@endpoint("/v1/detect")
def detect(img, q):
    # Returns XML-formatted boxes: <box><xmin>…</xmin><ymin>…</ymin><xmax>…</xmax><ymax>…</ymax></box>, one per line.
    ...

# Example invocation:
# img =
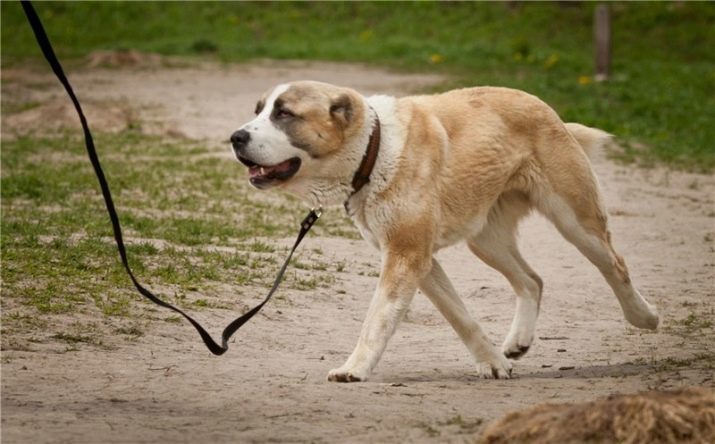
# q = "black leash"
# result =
<box><xmin>21</xmin><ymin>0</ymin><xmax>321</xmax><ymax>356</ymax></box>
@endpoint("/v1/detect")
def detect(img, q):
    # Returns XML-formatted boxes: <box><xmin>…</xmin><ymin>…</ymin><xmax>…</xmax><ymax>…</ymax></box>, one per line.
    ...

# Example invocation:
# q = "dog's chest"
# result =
<box><xmin>350</xmin><ymin>209</ymin><xmax>381</xmax><ymax>250</ymax></box>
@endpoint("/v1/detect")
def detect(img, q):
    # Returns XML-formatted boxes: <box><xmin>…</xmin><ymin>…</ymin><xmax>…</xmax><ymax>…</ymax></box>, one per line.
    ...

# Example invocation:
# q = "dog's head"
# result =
<box><xmin>231</xmin><ymin>81</ymin><xmax>369</xmax><ymax>203</ymax></box>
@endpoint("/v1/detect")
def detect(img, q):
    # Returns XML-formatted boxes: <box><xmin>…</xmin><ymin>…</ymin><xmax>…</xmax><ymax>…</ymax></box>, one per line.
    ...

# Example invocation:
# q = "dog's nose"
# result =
<box><xmin>230</xmin><ymin>129</ymin><xmax>251</xmax><ymax>149</ymax></box>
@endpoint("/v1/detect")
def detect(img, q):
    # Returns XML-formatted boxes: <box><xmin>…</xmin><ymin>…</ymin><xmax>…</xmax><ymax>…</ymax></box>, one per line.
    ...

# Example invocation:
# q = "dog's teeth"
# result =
<box><xmin>260</xmin><ymin>167</ymin><xmax>265</xmax><ymax>175</ymax></box>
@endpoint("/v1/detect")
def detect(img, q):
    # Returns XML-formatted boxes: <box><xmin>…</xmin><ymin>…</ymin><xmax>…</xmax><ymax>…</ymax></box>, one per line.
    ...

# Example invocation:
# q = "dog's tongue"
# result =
<box><xmin>248</xmin><ymin>159</ymin><xmax>294</xmax><ymax>179</ymax></box>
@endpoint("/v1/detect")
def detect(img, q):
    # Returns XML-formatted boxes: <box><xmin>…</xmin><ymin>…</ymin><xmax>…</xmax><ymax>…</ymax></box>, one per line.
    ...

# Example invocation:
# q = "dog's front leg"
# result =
<box><xmin>328</xmin><ymin>252</ymin><xmax>427</xmax><ymax>382</ymax></box>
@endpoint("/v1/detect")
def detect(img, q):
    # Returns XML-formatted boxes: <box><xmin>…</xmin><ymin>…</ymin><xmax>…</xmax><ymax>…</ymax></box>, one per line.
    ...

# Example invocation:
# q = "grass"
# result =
<box><xmin>1</xmin><ymin>2</ymin><xmax>713</xmax><ymax>170</ymax></box>
<box><xmin>670</xmin><ymin>312</ymin><xmax>714</xmax><ymax>335</ymax></box>
<box><xmin>1</xmin><ymin>2</ymin><xmax>713</xmax><ymax>349</ymax></box>
<box><xmin>0</xmin><ymin>130</ymin><xmax>353</xmax><ymax>347</ymax></box>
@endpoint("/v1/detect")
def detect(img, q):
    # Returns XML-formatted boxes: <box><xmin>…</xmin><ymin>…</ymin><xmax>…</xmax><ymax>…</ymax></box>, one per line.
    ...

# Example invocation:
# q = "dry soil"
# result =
<box><xmin>2</xmin><ymin>57</ymin><xmax>714</xmax><ymax>443</ymax></box>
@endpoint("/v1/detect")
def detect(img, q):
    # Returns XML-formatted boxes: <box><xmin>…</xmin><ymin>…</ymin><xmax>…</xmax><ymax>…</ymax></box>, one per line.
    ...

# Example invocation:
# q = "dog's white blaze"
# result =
<box><xmin>239</xmin><ymin>84</ymin><xmax>304</xmax><ymax>166</ymax></box>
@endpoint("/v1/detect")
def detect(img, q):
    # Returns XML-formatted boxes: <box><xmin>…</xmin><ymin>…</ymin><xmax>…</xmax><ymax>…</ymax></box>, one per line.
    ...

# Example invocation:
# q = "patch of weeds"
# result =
<box><xmin>21</xmin><ymin>284</ymin><xmax>83</xmax><ymax>314</ymax></box>
<box><xmin>653</xmin><ymin>352</ymin><xmax>715</xmax><ymax>372</ymax></box>
<box><xmin>2</xmin><ymin>338</ymin><xmax>35</xmax><ymax>352</ymax></box>
<box><xmin>115</xmin><ymin>325</ymin><xmax>143</xmax><ymax>337</ymax></box>
<box><xmin>291</xmin><ymin>261</ymin><xmax>311</xmax><ymax>271</ymax></box>
<box><xmin>672</xmin><ymin>312</ymin><xmax>714</xmax><ymax>334</ymax></box>
<box><xmin>310</xmin><ymin>261</ymin><xmax>329</xmax><ymax>271</ymax></box>
<box><xmin>4</xmin><ymin>312</ymin><xmax>48</xmax><ymax>330</ymax></box>
<box><xmin>291</xmin><ymin>273</ymin><xmax>336</xmax><ymax>291</ymax></box>
<box><xmin>3</xmin><ymin>100</ymin><xmax>41</xmax><ymax>114</ymax></box>
<box><xmin>438</xmin><ymin>415</ymin><xmax>484</xmax><ymax>433</ymax></box>
<box><xmin>321</xmin><ymin>226</ymin><xmax>362</xmax><ymax>240</ymax></box>
<box><xmin>247</xmin><ymin>240</ymin><xmax>275</xmax><ymax>253</ymax></box>
<box><xmin>164</xmin><ymin>315</ymin><xmax>182</xmax><ymax>324</ymax></box>
<box><xmin>290</xmin><ymin>257</ymin><xmax>330</xmax><ymax>272</ymax></box>
<box><xmin>421</xmin><ymin>423</ymin><xmax>440</xmax><ymax>438</ymax></box>
<box><xmin>292</xmin><ymin>277</ymin><xmax>320</xmax><ymax>291</ymax></box>
<box><xmin>93</xmin><ymin>293</ymin><xmax>133</xmax><ymax>317</ymax></box>
<box><xmin>51</xmin><ymin>332</ymin><xmax>100</xmax><ymax>345</ymax></box>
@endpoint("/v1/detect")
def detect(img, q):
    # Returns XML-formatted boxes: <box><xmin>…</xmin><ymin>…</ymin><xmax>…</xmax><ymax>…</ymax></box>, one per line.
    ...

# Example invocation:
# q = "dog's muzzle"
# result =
<box><xmin>230</xmin><ymin>129</ymin><xmax>301</xmax><ymax>189</ymax></box>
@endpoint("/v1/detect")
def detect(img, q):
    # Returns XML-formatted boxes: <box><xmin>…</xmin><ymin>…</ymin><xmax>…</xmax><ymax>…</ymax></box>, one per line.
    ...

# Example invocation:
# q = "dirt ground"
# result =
<box><xmin>2</xmin><ymin>57</ymin><xmax>714</xmax><ymax>443</ymax></box>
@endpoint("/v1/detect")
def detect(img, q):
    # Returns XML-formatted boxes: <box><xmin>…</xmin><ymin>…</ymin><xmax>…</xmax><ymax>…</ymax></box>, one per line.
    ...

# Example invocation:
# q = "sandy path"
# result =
<box><xmin>2</xmin><ymin>59</ymin><xmax>714</xmax><ymax>443</ymax></box>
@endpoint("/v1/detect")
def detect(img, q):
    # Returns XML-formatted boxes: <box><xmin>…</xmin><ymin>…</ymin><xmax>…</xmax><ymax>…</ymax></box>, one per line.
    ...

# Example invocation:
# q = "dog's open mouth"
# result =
<box><xmin>238</xmin><ymin>156</ymin><xmax>301</xmax><ymax>187</ymax></box>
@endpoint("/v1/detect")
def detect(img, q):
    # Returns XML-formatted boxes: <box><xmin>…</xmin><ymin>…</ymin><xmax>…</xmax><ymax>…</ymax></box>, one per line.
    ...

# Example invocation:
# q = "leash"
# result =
<box><xmin>20</xmin><ymin>0</ymin><xmax>321</xmax><ymax>356</ymax></box>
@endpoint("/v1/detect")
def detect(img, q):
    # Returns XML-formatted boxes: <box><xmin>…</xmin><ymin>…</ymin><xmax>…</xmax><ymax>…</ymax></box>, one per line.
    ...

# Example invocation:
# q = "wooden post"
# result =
<box><xmin>594</xmin><ymin>4</ymin><xmax>611</xmax><ymax>82</ymax></box>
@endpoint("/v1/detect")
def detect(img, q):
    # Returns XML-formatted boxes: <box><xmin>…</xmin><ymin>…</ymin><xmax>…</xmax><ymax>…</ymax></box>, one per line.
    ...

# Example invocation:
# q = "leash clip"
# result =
<box><xmin>301</xmin><ymin>206</ymin><xmax>322</xmax><ymax>231</ymax></box>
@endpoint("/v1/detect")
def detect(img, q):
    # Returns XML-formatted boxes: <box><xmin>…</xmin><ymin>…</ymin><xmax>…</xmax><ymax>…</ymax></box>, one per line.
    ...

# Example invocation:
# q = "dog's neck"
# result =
<box><xmin>297</xmin><ymin>106</ymin><xmax>381</xmax><ymax>209</ymax></box>
<box><xmin>349</xmin><ymin>110</ymin><xmax>381</xmax><ymax>199</ymax></box>
<box><xmin>292</xmin><ymin>99</ymin><xmax>396</xmax><ymax>211</ymax></box>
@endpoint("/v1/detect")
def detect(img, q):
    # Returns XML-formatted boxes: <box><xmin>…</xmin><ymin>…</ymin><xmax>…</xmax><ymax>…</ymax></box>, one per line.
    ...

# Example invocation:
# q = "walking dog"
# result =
<box><xmin>230</xmin><ymin>81</ymin><xmax>659</xmax><ymax>382</ymax></box>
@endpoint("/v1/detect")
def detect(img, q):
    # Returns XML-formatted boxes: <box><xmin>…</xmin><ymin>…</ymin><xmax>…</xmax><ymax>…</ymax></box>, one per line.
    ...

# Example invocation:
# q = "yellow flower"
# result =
<box><xmin>359</xmin><ymin>30</ymin><xmax>374</xmax><ymax>42</ymax></box>
<box><xmin>430</xmin><ymin>53</ymin><xmax>445</xmax><ymax>64</ymax></box>
<box><xmin>578</xmin><ymin>75</ymin><xmax>593</xmax><ymax>85</ymax></box>
<box><xmin>544</xmin><ymin>53</ymin><xmax>559</xmax><ymax>69</ymax></box>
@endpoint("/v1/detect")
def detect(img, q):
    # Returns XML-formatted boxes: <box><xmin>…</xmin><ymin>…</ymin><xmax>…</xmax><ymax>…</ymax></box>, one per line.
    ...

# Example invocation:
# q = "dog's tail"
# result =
<box><xmin>565</xmin><ymin>122</ymin><xmax>613</xmax><ymax>159</ymax></box>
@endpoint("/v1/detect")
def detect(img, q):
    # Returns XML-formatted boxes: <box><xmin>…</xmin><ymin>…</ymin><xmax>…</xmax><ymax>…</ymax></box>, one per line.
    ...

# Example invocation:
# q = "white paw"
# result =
<box><xmin>327</xmin><ymin>367</ymin><xmax>368</xmax><ymax>383</ymax></box>
<box><xmin>502</xmin><ymin>330</ymin><xmax>534</xmax><ymax>359</ymax></box>
<box><xmin>625</xmin><ymin>303</ymin><xmax>660</xmax><ymax>330</ymax></box>
<box><xmin>476</xmin><ymin>355</ymin><xmax>513</xmax><ymax>379</ymax></box>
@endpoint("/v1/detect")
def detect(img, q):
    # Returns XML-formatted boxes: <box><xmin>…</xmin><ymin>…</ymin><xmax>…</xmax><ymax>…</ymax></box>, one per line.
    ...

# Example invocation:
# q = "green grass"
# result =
<box><xmin>2</xmin><ymin>1</ymin><xmax>713</xmax><ymax>169</ymax></box>
<box><xmin>1</xmin><ymin>130</ymin><xmax>353</xmax><ymax>345</ymax></box>
<box><xmin>1</xmin><ymin>1</ymin><xmax>713</xmax><ymax>348</ymax></box>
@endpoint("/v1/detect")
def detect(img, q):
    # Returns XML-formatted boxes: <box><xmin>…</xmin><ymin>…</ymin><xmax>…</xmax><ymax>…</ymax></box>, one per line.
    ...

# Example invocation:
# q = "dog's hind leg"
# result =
<box><xmin>467</xmin><ymin>194</ymin><xmax>543</xmax><ymax>359</ymax></box>
<box><xmin>536</xmin><ymin>174</ymin><xmax>659</xmax><ymax>330</ymax></box>
<box><xmin>419</xmin><ymin>258</ymin><xmax>512</xmax><ymax>378</ymax></box>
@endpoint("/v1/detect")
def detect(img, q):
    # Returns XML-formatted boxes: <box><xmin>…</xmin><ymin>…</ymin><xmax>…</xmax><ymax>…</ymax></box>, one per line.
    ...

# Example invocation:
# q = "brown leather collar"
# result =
<box><xmin>350</xmin><ymin>112</ymin><xmax>381</xmax><ymax>196</ymax></box>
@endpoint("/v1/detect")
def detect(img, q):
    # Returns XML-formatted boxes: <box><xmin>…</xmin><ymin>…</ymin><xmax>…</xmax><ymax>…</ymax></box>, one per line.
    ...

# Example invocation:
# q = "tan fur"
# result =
<box><xmin>276</xmin><ymin>83</ymin><xmax>367</xmax><ymax>158</ymax></box>
<box><xmin>235</xmin><ymin>82</ymin><xmax>660</xmax><ymax>382</ymax></box>
<box><xmin>478</xmin><ymin>387</ymin><xmax>715</xmax><ymax>444</ymax></box>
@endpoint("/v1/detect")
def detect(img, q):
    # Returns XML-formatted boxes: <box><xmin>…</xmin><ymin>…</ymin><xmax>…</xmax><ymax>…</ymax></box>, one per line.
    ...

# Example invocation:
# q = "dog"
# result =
<box><xmin>230</xmin><ymin>81</ymin><xmax>660</xmax><ymax>382</ymax></box>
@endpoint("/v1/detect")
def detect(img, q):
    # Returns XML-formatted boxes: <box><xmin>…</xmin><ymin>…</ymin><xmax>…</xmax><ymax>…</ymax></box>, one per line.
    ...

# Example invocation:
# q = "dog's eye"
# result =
<box><xmin>275</xmin><ymin>108</ymin><xmax>295</xmax><ymax>119</ymax></box>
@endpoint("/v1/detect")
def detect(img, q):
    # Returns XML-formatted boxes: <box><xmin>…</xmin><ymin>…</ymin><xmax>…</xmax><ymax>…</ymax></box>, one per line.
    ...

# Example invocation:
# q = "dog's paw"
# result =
<box><xmin>502</xmin><ymin>336</ymin><xmax>533</xmax><ymax>360</ymax></box>
<box><xmin>502</xmin><ymin>328</ymin><xmax>534</xmax><ymax>360</ymax></box>
<box><xmin>476</xmin><ymin>355</ymin><xmax>513</xmax><ymax>379</ymax></box>
<box><xmin>624</xmin><ymin>302</ymin><xmax>660</xmax><ymax>330</ymax></box>
<box><xmin>327</xmin><ymin>367</ymin><xmax>368</xmax><ymax>383</ymax></box>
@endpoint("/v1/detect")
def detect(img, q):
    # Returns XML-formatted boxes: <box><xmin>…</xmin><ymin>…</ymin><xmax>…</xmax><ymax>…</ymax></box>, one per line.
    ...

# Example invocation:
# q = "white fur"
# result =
<box><xmin>239</xmin><ymin>84</ymin><xmax>305</xmax><ymax>167</ymax></box>
<box><xmin>346</xmin><ymin>95</ymin><xmax>404</xmax><ymax>247</ymax></box>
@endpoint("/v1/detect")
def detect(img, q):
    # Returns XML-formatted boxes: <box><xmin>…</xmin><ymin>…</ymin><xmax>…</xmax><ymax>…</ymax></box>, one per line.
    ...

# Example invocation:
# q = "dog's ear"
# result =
<box><xmin>254</xmin><ymin>99</ymin><xmax>265</xmax><ymax>115</ymax></box>
<box><xmin>329</xmin><ymin>94</ymin><xmax>354</xmax><ymax>127</ymax></box>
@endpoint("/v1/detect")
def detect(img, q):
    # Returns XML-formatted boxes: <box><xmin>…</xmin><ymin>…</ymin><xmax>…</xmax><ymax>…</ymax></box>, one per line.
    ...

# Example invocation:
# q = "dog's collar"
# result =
<box><xmin>350</xmin><ymin>111</ymin><xmax>381</xmax><ymax>197</ymax></box>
